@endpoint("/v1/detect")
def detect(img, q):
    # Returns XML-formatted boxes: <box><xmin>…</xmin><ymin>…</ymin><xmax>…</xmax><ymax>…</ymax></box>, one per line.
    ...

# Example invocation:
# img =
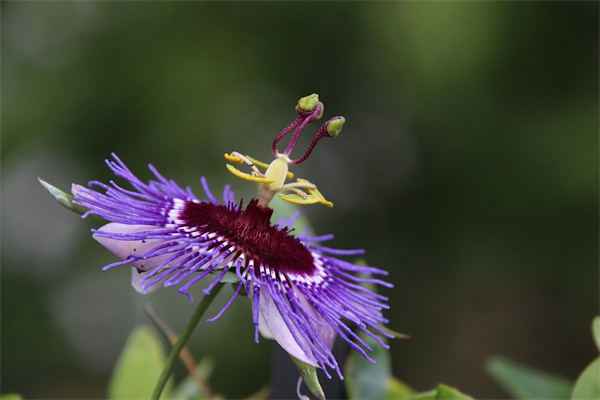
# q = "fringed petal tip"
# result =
<box><xmin>177</xmin><ymin>287</ymin><xmax>195</xmax><ymax>303</ymax></box>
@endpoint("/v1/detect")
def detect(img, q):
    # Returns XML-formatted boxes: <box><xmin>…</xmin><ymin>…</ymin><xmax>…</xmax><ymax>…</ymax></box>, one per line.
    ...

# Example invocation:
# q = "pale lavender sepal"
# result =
<box><xmin>258</xmin><ymin>285</ymin><xmax>336</xmax><ymax>367</ymax></box>
<box><xmin>93</xmin><ymin>223</ymin><xmax>173</xmax><ymax>271</ymax></box>
<box><xmin>130</xmin><ymin>267</ymin><xmax>160</xmax><ymax>294</ymax></box>
<box><xmin>258</xmin><ymin>286</ymin><xmax>319</xmax><ymax>367</ymax></box>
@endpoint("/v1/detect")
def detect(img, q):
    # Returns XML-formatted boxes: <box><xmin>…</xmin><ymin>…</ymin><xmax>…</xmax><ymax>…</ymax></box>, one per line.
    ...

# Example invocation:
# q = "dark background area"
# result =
<box><xmin>2</xmin><ymin>2</ymin><xmax>598</xmax><ymax>399</ymax></box>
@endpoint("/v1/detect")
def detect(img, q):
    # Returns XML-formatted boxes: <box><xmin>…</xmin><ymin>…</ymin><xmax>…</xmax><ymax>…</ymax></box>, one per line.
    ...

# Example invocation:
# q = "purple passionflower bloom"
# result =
<box><xmin>72</xmin><ymin>94</ymin><xmax>393</xmax><ymax>378</ymax></box>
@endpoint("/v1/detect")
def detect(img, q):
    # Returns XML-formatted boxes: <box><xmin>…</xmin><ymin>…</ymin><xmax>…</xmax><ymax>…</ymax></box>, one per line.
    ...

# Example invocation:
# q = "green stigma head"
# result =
<box><xmin>297</xmin><ymin>93</ymin><xmax>320</xmax><ymax>112</ymax></box>
<box><xmin>326</xmin><ymin>116</ymin><xmax>345</xmax><ymax>137</ymax></box>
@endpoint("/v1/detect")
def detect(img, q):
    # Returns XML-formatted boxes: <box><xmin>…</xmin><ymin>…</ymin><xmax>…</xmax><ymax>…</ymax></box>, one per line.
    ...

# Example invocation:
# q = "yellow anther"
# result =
<box><xmin>311</xmin><ymin>188</ymin><xmax>333</xmax><ymax>207</ymax></box>
<box><xmin>278</xmin><ymin>193</ymin><xmax>321</xmax><ymax>205</ymax></box>
<box><xmin>226</xmin><ymin>164</ymin><xmax>274</xmax><ymax>184</ymax></box>
<box><xmin>296</xmin><ymin>178</ymin><xmax>333</xmax><ymax>207</ymax></box>
<box><xmin>224</xmin><ymin>153</ymin><xmax>243</xmax><ymax>164</ymax></box>
<box><xmin>246</xmin><ymin>156</ymin><xmax>270</xmax><ymax>170</ymax></box>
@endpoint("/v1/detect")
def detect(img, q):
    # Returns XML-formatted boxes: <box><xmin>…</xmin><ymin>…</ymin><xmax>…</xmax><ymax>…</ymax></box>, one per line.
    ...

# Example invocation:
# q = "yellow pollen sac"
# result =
<box><xmin>225</xmin><ymin>164</ymin><xmax>274</xmax><ymax>184</ymax></box>
<box><xmin>307</xmin><ymin>186</ymin><xmax>333</xmax><ymax>208</ymax></box>
<box><xmin>274</xmin><ymin>178</ymin><xmax>333</xmax><ymax>207</ymax></box>
<box><xmin>278</xmin><ymin>193</ymin><xmax>320</xmax><ymax>205</ymax></box>
<box><xmin>224</xmin><ymin>153</ymin><xmax>243</xmax><ymax>164</ymax></box>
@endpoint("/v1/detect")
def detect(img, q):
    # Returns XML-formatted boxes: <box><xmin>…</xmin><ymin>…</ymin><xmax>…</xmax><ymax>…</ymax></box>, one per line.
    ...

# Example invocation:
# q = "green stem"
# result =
<box><xmin>151</xmin><ymin>283</ymin><xmax>225</xmax><ymax>400</ymax></box>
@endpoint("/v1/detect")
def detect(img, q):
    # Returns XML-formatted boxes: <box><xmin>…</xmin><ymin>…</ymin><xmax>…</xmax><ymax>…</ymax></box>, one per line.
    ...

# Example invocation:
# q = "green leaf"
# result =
<box><xmin>170</xmin><ymin>357</ymin><xmax>215</xmax><ymax>400</ymax></box>
<box><xmin>345</xmin><ymin>332</ymin><xmax>392</xmax><ymax>400</ymax></box>
<box><xmin>485</xmin><ymin>356</ymin><xmax>573</xmax><ymax>399</ymax></box>
<box><xmin>38</xmin><ymin>178</ymin><xmax>91</xmax><ymax>216</ymax></box>
<box><xmin>291</xmin><ymin>355</ymin><xmax>325</xmax><ymax>400</ymax></box>
<box><xmin>0</xmin><ymin>394</ymin><xmax>23</xmax><ymax>400</ymax></box>
<box><xmin>592</xmin><ymin>316</ymin><xmax>600</xmax><ymax>353</ymax></box>
<box><xmin>399</xmin><ymin>389</ymin><xmax>437</xmax><ymax>400</ymax></box>
<box><xmin>390</xmin><ymin>384</ymin><xmax>474</xmax><ymax>400</ymax></box>
<box><xmin>435</xmin><ymin>384</ymin><xmax>474</xmax><ymax>400</ymax></box>
<box><xmin>384</xmin><ymin>377</ymin><xmax>415</xmax><ymax>399</ymax></box>
<box><xmin>572</xmin><ymin>317</ymin><xmax>600</xmax><ymax>399</ymax></box>
<box><xmin>571</xmin><ymin>357</ymin><xmax>600</xmax><ymax>399</ymax></box>
<box><xmin>108</xmin><ymin>326</ymin><xmax>171</xmax><ymax>400</ymax></box>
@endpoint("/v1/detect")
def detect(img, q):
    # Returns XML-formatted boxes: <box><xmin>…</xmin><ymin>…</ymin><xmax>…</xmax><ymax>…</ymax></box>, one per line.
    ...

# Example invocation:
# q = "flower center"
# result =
<box><xmin>177</xmin><ymin>199</ymin><xmax>316</xmax><ymax>276</ymax></box>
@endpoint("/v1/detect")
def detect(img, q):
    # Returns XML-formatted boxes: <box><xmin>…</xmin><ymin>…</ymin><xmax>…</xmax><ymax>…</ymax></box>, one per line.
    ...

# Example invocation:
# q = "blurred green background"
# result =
<box><xmin>2</xmin><ymin>2</ymin><xmax>597</xmax><ymax>398</ymax></box>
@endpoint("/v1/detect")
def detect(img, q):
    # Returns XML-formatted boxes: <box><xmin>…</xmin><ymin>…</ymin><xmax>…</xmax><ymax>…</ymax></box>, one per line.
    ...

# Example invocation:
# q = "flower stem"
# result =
<box><xmin>151</xmin><ymin>283</ymin><xmax>225</xmax><ymax>400</ymax></box>
<box><xmin>144</xmin><ymin>304</ymin><xmax>214</xmax><ymax>399</ymax></box>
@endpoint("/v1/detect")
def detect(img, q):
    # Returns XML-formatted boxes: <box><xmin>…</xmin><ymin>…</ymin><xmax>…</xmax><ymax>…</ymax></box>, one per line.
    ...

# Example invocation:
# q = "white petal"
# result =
<box><xmin>93</xmin><ymin>223</ymin><xmax>172</xmax><ymax>271</ymax></box>
<box><xmin>130</xmin><ymin>267</ymin><xmax>160</xmax><ymax>294</ymax></box>
<box><xmin>297</xmin><ymin>288</ymin><xmax>337</xmax><ymax>351</ymax></box>
<box><xmin>258</xmin><ymin>285</ymin><xmax>336</xmax><ymax>367</ymax></box>
<box><xmin>257</xmin><ymin>308</ymin><xmax>274</xmax><ymax>339</ymax></box>
<box><xmin>258</xmin><ymin>286</ymin><xmax>316</xmax><ymax>366</ymax></box>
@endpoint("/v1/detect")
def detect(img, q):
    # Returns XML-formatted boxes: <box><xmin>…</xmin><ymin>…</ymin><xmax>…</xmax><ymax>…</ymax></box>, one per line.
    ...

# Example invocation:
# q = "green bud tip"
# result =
<box><xmin>326</xmin><ymin>116</ymin><xmax>345</xmax><ymax>137</ymax></box>
<box><xmin>297</xmin><ymin>93</ymin><xmax>320</xmax><ymax>112</ymax></box>
<box><xmin>38</xmin><ymin>177</ymin><xmax>92</xmax><ymax>216</ymax></box>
